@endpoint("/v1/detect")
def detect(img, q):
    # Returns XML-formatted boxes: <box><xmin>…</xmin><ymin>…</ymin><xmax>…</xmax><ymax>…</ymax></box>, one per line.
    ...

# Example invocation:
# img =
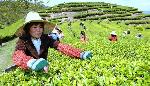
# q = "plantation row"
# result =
<box><xmin>57</xmin><ymin>2</ymin><xmax>114</xmax><ymax>7</ymax></box>
<box><xmin>38</xmin><ymin>2</ymin><xmax>150</xmax><ymax>27</ymax></box>
<box><xmin>0</xmin><ymin>19</ymin><xmax>23</xmax><ymax>44</ymax></box>
<box><xmin>39</xmin><ymin>6</ymin><xmax>140</xmax><ymax>14</ymax></box>
<box><xmin>124</xmin><ymin>20</ymin><xmax>150</xmax><ymax>25</ymax></box>
<box><xmin>45</xmin><ymin>2</ymin><xmax>138</xmax><ymax>13</ymax></box>
<box><xmin>0</xmin><ymin>20</ymin><xmax>150</xmax><ymax>85</ymax></box>
<box><xmin>74</xmin><ymin>12</ymin><xmax>131</xmax><ymax>19</ymax></box>
<box><xmin>39</xmin><ymin>2</ymin><xmax>141</xmax><ymax>16</ymax></box>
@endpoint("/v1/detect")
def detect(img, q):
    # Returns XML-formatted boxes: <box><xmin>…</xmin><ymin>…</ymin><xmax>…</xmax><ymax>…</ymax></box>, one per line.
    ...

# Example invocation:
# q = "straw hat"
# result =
<box><xmin>110</xmin><ymin>31</ymin><xmax>117</xmax><ymax>35</ymax></box>
<box><xmin>15</xmin><ymin>11</ymin><xmax>55</xmax><ymax>37</ymax></box>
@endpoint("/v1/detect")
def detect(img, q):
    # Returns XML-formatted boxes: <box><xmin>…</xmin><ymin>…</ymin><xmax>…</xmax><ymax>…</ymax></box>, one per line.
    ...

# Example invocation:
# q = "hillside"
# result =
<box><xmin>0</xmin><ymin>2</ymin><xmax>150</xmax><ymax>85</ymax></box>
<box><xmin>39</xmin><ymin>2</ymin><xmax>150</xmax><ymax>29</ymax></box>
<box><xmin>0</xmin><ymin>1</ymin><xmax>45</xmax><ymax>29</ymax></box>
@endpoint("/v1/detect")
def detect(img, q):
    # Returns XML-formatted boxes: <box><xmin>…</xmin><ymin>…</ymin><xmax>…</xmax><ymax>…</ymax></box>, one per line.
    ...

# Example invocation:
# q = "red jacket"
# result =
<box><xmin>13</xmin><ymin>34</ymin><xmax>82</xmax><ymax>70</ymax></box>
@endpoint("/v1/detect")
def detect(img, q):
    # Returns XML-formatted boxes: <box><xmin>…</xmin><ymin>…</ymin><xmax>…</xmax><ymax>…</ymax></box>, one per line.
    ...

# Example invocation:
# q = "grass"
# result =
<box><xmin>0</xmin><ymin>19</ymin><xmax>23</xmax><ymax>38</ymax></box>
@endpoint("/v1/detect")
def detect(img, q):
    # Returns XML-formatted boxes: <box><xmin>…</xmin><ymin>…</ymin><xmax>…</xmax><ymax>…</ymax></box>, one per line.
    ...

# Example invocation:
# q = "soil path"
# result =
<box><xmin>0</xmin><ymin>38</ymin><xmax>17</xmax><ymax>73</ymax></box>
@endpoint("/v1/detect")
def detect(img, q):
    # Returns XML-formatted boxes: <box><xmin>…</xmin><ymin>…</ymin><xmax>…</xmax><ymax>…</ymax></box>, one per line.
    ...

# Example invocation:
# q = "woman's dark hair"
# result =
<box><xmin>58</xmin><ymin>29</ymin><xmax>62</xmax><ymax>33</ymax></box>
<box><xmin>111</xmin><ymin>34</ymin><xmax>117</xmax><ymax>37</ymax></box>
<box><xmin>80</xmin><ymin>31</ymin><xmax>86</xmax><ymax>40</ymax></box>
<box><xmin>80</xmin><ymin>31</ymin><xmax>85</xmax><ymax>35</ymax></box>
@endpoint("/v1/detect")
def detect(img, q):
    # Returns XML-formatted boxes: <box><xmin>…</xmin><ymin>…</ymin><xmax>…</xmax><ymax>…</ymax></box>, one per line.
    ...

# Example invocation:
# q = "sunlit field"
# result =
<box><xmin>0</xmin><ymin>20</ymin><xmax>150</xmax><ymax>85</ymax></box>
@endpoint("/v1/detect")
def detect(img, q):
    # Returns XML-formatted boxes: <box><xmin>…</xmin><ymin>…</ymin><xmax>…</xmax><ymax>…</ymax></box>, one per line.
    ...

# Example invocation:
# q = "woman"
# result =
<box><xmin>80</xmin><ymin>31</ymin><xmax>88</xmax><ymax>43</ymax></box>
<box><xmin>108</xmin><ymin>31</ymin><xmax>118</xmax><ymax>42</ymax></box>
<box><xmin>13</xmin><ymin>11</ymin><xmax>92</xmax><ymax>73</ymax></box>
<box><xmin>50</xmin><ymin>26</ymin><xmax>64</xmax><ymax>40</ymax></box>
<box><xmin>136</xmin><ymin>33</ymin><xmax>143</xmax><ymax>39</ymax></box>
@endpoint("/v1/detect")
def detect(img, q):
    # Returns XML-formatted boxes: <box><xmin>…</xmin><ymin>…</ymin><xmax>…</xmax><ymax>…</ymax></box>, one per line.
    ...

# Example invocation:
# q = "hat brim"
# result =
<box><xmin>15</xmin><ymin>20</ymin><xmax>56</xmax><ymax>37</ymax></box>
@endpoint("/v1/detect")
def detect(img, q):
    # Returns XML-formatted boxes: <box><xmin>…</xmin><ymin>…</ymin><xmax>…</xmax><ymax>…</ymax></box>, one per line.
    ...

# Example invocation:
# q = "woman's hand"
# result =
<box><xmin>48</xmin><ymin>33</ymin><xmax>59</xmax><ymax>41</ymax></box>
<box><xmin>80</xmin><ymin>51</ymin><xmax>92</xmax><ymax>59</ymax></box>
<box><xmin>44</xmin><ymin>66</ymin><xmax>49</xmax><ymax>73</ymax></box>
<box><xmin>27</xmin><ymin>58</ymin><xmax>48</xmax><ymax>71</ymax></box>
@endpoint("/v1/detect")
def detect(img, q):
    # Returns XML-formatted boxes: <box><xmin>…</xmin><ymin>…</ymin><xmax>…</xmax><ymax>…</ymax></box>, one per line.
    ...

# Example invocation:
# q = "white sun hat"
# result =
<box><xmin>110</xmin><ymin>31</ymin><xmax>117</xmax><ymax>35</ymax></box>
<box><xmin>15</xmin><ymin>11</ymin><xmax>55</xmax><ymax>37</ymax></box>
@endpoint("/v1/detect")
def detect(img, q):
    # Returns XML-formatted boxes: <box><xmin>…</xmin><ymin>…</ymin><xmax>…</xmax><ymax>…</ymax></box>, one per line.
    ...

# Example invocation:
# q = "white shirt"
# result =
<box><xmin>31</xmin><ymin>38</ymin><xmax>41</xmax><ymax>55</ymax></box>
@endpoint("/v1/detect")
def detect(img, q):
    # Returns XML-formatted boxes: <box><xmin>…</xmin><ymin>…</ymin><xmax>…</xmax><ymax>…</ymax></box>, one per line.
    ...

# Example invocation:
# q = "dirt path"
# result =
<box><xmin>0</xmin><ymin>38</ymin><xmax>17</xmax><ymax>73</ymax></box>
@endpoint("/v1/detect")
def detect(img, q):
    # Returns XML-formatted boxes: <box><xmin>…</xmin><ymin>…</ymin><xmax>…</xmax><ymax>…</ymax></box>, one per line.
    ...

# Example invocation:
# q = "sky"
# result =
<box><xmin>40</xmin><ymin>0</ymin><xmax>150</xmax><ymax>11</ymax></box>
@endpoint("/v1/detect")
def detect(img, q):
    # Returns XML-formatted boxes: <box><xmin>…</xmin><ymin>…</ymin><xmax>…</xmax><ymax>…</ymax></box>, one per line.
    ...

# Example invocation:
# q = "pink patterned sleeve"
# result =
<box><xmin>56</xmin><ymin>43</ymin><xmax>82</xmax><ymax>59</ymax></box>
<box><xmin>12</xmin><ymin>50</ymin><xmax>33</xmax><ymax>70</ymax></box>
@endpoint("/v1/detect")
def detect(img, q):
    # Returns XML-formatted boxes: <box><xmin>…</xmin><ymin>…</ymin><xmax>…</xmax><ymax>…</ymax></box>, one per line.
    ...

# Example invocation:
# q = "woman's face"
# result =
<box><xmin>29</xmin><ymin>23</ymin><xmax>43</xmax><ymax>39</ymax></box>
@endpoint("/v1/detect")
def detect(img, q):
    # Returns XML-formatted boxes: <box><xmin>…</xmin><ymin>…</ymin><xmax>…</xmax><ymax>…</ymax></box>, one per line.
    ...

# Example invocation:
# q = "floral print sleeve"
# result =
<box><xmin>12</xmin><ymin>39</ymin><xmax>33</xmax><ymax>70</ymax></box>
